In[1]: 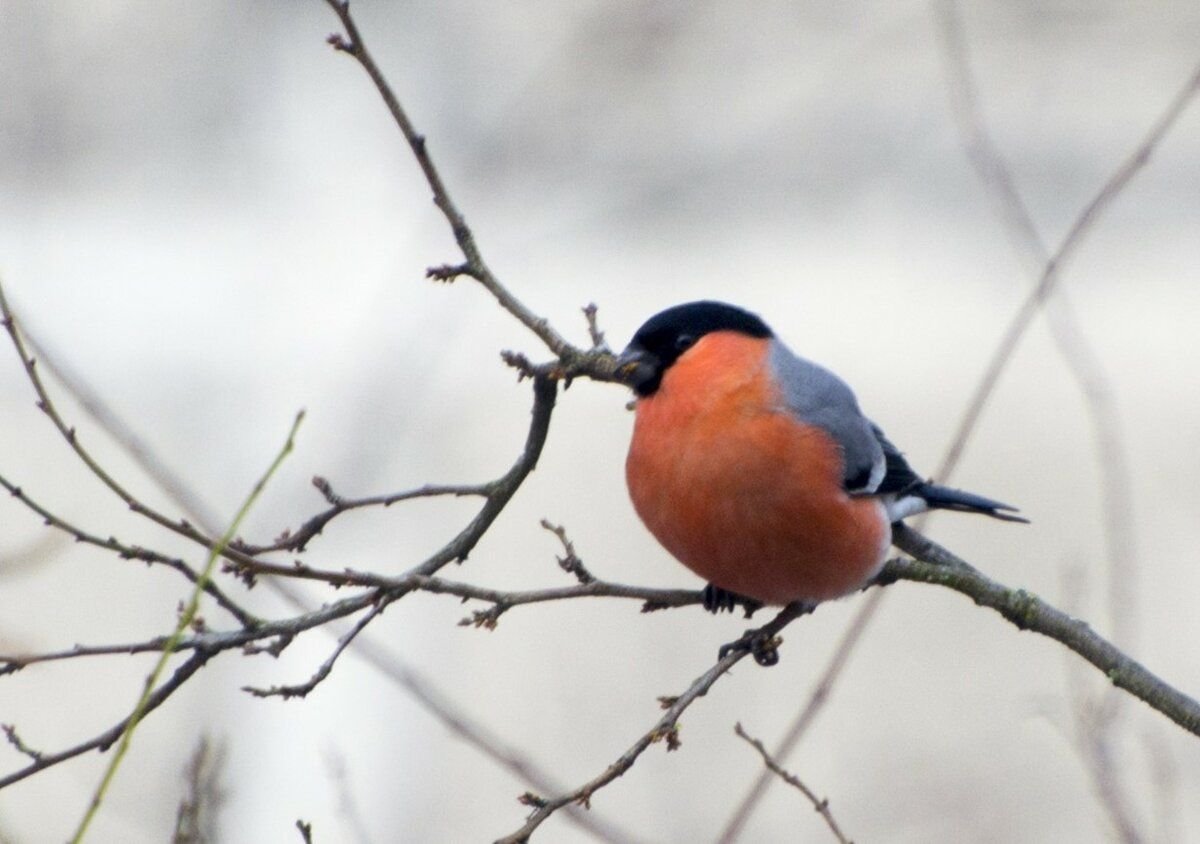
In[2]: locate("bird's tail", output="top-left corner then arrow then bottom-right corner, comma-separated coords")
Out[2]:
916,482 -> 1028,523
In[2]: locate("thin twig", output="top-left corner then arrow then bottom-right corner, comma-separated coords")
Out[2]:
2,724 -> 43,762
0,285 -> 244,564
70,411 -> 305,842
493,602 -> 815,843
934,8 -> 1150,835
295,819 -> 314,844
321,0 -> 624,385
934,52 -> 1200,479
733,723 -> 852,844
540,519 -> 596,585
0,468 -> 258,628
582,303 -> 609,352
233,479 -> 491,555
0,650 -> 212,790
715,590 -> 879,843
243,600 -> 385,699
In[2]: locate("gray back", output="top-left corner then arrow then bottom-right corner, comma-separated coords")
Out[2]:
768,340 -> 884,494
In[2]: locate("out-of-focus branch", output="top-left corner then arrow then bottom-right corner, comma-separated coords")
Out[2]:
933,49 -> 1200,478
720,28 -> 1200,843
295,819 -> 314,844
935,0 -> 1144,652
733,723 -> 852,844
71,412 -> 305,843
172,736 -> 225,844
932,6 -> 1181,835
335,614 -> 643,844
0,285 -> 241,563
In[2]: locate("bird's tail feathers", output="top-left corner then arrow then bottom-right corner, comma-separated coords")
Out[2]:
916,482 -> 1028,523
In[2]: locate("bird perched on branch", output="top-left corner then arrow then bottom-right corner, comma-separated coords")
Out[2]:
617,301 -> 1025,614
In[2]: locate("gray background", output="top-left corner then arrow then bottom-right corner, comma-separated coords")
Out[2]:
1,2 -> 1198,841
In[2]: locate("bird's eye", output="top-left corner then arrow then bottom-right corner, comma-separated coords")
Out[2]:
674,334 -> 696,353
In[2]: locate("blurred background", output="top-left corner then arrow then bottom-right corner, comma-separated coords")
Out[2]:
2,1 -> 1199,841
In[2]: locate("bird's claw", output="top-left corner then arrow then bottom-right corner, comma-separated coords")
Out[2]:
718,629 -> 782,667
702,583 -> 763,618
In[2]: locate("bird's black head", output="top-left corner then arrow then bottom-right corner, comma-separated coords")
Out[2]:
616,301 -> 773,397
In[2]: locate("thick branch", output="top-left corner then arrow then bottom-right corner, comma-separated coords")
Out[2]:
888,525 -> 1200,737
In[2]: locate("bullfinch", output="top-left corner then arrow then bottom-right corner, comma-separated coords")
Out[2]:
618,301 -> 1024,610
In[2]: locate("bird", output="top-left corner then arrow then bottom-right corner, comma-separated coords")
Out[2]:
617,300 -> 1025,613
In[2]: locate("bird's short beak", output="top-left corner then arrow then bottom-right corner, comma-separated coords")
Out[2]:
614,345 -> 658,394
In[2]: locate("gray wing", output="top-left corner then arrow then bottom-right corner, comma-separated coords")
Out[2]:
768,340 -> 886,494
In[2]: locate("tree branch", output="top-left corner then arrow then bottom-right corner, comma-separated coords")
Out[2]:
0,467 -> 258,628
887,525 -> 1200,737
733,722 -> 852,844
493,602 -> 814,843
320,0 -> 623,384
0,650 -> 212,789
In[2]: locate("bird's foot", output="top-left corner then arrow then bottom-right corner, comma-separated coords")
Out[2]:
702,583 -> 764,618
718,628 -> 783,667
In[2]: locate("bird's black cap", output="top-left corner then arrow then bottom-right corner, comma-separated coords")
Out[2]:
617,301 -> 773,396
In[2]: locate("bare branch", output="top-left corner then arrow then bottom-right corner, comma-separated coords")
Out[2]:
0,650 -> 212,790
716,590 -> 880,843
244,601 -> 385,700
733,723 -> 852,844
887,525 -> 1200,738
295,819 -> 314,844
172,736 -> 226,844
0,469 -> 258,628
320,0 -> 624,384
720,37 -> 1200,841
494,602 -> 814,843
0,285 -> 233,557
539,519 -> 595,585
581,303 -> 609,352
2,724 -> 43,763
933,50 -> 1200,479
233,479 -> 490,555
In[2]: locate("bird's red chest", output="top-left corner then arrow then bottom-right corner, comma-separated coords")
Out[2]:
625,334 -> 889,604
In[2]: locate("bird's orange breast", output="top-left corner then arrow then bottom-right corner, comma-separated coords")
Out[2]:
625,333 -> 890,604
